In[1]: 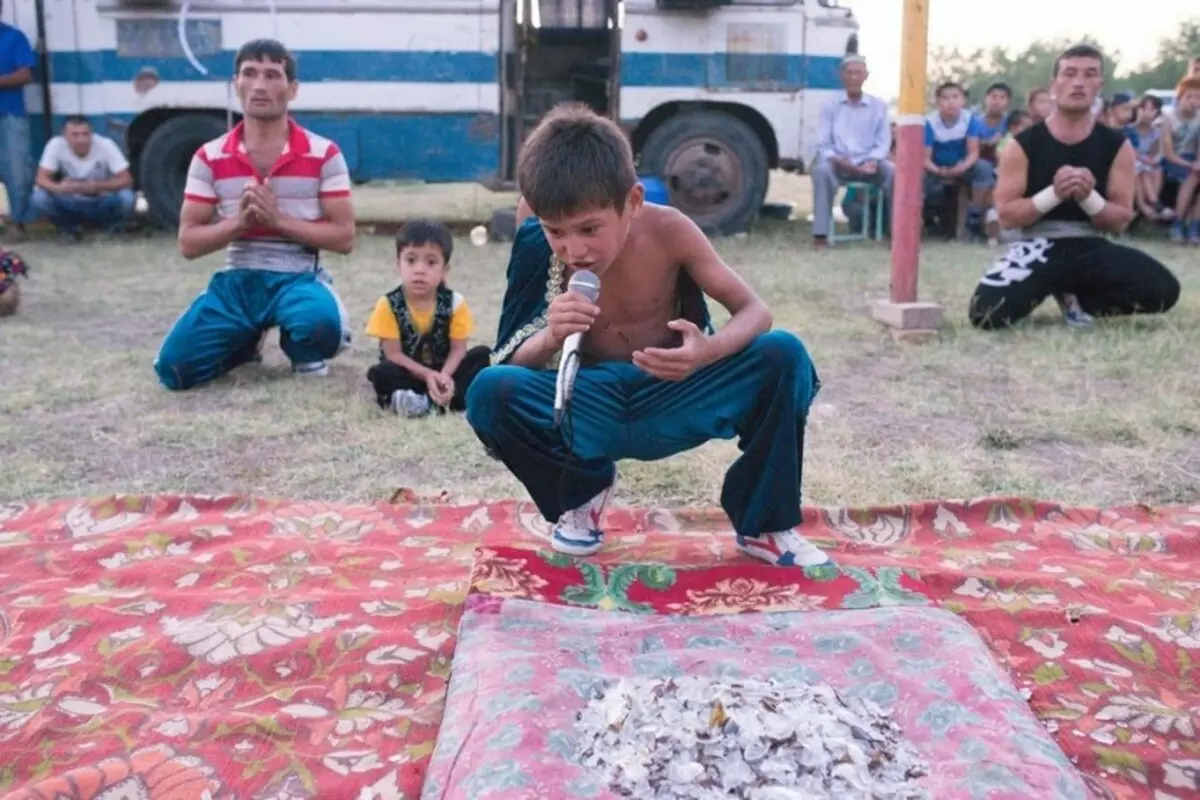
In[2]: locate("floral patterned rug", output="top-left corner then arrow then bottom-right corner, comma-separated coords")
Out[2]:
0,494 -> 1197,799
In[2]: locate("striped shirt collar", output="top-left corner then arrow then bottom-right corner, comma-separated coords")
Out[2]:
221,117 -> 311,163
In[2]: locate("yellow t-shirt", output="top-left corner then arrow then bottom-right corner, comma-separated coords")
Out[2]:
364,290 -> 474,345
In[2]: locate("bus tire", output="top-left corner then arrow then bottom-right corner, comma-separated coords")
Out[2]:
139,113 -> 228,229
637,109 -> 769,236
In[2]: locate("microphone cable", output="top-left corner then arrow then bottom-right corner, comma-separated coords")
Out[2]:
555,348 -> 583,523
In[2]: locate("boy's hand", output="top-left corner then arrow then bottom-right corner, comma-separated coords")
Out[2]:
632,319 -> 715,382
547,291 -> 599,346
426,372 -> 453,406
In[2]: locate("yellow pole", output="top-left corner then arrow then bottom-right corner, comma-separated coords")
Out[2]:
897,0 -> 930,118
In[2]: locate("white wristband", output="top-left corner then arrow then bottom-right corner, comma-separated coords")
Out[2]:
1080,190 -> 1107,216
1031,186 -> 1063,214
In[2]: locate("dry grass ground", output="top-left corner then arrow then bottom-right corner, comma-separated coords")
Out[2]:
2,173 -> 1197,511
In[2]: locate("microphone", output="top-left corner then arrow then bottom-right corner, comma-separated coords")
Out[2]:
554,269 -> 601,428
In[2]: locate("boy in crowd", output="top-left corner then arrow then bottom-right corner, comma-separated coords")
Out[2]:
365,219 -> 491,417
1162,77 -> 1200,243
1027,87 -> 1053,123
976,81 -> 1012,165
465,104 -> 829,568
924,82 -> 995,238
1105,91 -> 1136,128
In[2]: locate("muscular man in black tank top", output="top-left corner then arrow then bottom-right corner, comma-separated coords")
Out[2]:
968,44 -> 1180,330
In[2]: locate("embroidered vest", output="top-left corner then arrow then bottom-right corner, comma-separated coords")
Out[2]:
384,283 -> 454,369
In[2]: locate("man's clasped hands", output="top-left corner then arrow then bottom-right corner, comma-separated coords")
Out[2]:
1052,165 -> 1098,202
239,177 -> 280,229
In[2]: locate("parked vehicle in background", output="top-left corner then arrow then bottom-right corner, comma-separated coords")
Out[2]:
7,0 -> 859,234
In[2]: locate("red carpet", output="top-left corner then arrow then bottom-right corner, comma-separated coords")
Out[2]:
0,495 -> 1196,799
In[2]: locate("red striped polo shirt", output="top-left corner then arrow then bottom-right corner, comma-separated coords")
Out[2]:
183,118 -> 352,272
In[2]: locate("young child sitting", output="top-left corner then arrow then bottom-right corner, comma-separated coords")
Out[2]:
1126,95 -> 1166,220
364,220 -> 491,417
464,103 -> 830,569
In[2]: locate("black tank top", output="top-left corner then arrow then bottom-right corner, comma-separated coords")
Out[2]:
1015,121 -> 1126,223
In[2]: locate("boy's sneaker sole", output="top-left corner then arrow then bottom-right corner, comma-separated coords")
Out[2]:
293,361 -> 328,376
550,530 -> 604,557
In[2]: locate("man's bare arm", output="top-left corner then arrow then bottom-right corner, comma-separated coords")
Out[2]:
994,142 -> 1042,230
0,67 -> 32,90
35,167 -> 62,193
178,200 -> 246,260
672,211 -> 771,364
91,170 -> 133,193
276,195 -> 356,254
1090,142 -> 1136,233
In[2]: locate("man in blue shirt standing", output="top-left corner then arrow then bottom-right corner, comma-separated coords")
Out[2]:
0,1 -> 36,242
809,55 -> 893,246
924,81 -> 995,238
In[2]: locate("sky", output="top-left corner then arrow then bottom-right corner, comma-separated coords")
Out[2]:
845,0 -> 1197,98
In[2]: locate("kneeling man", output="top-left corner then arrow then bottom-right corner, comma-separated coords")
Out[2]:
154,39 -> 354,390
466,104 -> 830,568
31,116 -> 136,238
969,44 -> 1180,329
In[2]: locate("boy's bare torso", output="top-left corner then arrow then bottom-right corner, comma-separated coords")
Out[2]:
575,205 -> 688,363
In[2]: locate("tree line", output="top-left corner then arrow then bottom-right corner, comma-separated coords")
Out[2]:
927,20 -> 1200,103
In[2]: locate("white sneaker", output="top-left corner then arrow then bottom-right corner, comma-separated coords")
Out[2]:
292,360 -> 329,376
391,389 -> 431,418
550,479 -> 616,557
736,529 -> 831,567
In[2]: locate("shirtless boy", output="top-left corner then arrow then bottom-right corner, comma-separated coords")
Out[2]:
465,104 -> 829,568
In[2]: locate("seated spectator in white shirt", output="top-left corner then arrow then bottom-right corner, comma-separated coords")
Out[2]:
810,55 -> 893,246
31,116 -> 136,240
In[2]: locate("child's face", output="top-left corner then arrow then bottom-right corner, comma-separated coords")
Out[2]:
398,243 -> 448,296
1030,92 -> 1052,119
1010,117 -> 1033,136
1112,101 -> 1135,125
539,185 -> 644,277
1135,101 -> 1159,124
1180,89 -> 1200,114
936,88 -> 964,117
984,89 -> 1010,116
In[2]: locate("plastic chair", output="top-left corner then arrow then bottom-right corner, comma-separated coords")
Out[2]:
829,182 -> 886,245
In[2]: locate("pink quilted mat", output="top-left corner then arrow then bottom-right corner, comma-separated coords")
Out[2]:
423,595 -> 1093,799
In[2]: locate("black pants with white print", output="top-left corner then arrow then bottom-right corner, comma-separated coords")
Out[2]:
969,236 -> 1181,329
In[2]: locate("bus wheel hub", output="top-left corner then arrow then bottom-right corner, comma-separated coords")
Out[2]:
665,139 -> 742,215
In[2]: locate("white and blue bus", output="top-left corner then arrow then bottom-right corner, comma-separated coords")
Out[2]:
6,0 -> 859,233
